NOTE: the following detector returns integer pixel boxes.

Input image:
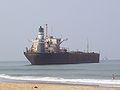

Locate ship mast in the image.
[45,24,48,37]
[87,39,89,53]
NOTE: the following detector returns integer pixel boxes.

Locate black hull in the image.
[24,52,99,65]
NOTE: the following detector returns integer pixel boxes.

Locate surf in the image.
[0,74,120,88]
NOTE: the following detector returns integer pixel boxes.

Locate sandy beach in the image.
[0,82,119,90]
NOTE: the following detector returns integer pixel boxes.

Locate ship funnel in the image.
[37,26,45,53]
[38,26,44,39]
[39,26,44,32]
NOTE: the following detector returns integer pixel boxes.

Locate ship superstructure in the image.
[24,24,99,65]
[26,24,68,54]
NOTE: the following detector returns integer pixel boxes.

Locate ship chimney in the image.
[37,26,45,53]
[38,26,44,39]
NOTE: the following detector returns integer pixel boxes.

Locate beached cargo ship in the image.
[24,24,99,65]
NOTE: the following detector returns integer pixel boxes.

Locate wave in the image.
[0,74,120,87]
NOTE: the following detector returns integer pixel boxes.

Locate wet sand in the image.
[0,82,120,90]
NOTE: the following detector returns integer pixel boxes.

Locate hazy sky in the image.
[0,0,120,61]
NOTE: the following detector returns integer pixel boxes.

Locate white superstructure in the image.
[27,24,68,53]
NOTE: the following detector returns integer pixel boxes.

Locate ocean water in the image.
[0,60,120,87]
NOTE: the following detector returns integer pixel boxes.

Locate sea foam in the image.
[0,74,120,87]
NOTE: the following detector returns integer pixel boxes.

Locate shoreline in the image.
[0,79,120,88]
[0,76,120,88]
[0,81,120,90]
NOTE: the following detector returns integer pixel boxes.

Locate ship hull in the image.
[24,52,99,65]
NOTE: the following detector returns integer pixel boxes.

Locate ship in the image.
[24,24,100,65]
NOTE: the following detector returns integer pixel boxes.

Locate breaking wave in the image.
[0,74,120,87]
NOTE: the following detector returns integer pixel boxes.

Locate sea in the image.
[0,59,120,88]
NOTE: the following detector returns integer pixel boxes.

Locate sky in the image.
[0,0,120,61]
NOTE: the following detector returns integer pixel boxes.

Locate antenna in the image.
[45,24,48,37]
[87,39,89,53]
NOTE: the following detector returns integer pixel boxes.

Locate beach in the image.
[0,82,120,90]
